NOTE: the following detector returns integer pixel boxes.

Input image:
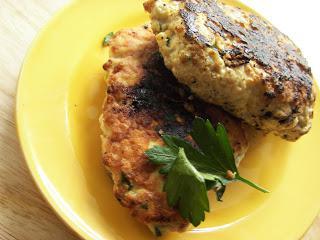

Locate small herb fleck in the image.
[141,203,149,210]
[154,226,162,237]
[103,32,114,46]
[159,24,163,32]
[166,37,171,47]
[164,113,176,122]
[121,172,133,190]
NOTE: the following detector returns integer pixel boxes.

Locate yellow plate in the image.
[16,0,320,239]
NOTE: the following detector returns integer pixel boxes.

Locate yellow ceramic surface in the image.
[16,0,320,239]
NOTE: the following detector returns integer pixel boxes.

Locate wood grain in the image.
[0,1,79,239]
[0,0,319,239]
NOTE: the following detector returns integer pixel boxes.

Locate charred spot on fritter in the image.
[220,48,250,67]
[179,0,313,97]
[127,52,204,138]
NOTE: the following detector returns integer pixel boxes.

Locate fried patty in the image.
[144,0,316,141]
[100,25,249,234]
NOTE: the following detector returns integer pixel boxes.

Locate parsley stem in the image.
[236,175,270,193]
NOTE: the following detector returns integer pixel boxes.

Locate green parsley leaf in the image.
[164,148,209,226]
[103,32,114,46]
[191,117,236,173]
[145,146,176,174]
[162,135,226,176]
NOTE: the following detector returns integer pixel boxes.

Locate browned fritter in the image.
[100,25,248,234]
[144,0,316,141]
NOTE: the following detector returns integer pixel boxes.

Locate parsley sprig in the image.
[145,117,269,227]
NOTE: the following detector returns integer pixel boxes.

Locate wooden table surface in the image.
[0,0,319,239]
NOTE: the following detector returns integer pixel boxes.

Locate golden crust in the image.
[101,26,188,234]
[100,25,248,234]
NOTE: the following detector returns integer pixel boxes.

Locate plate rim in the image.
[16,2,87,240]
